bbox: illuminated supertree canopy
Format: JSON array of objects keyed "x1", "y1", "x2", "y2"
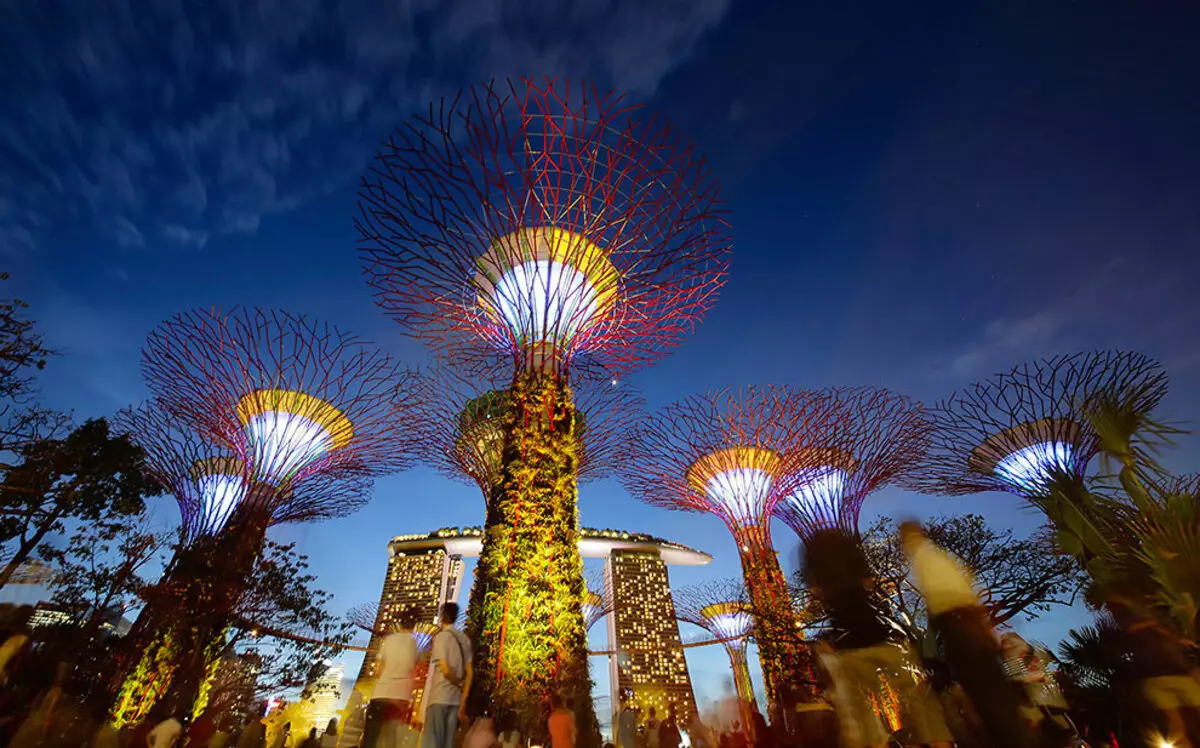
[
  {"x1": 356, "y1": 77, "x2": 731, "y2": 375},
  {"x1": 772, "y1": 388, "x2": 930, "y2": 541},
  {"x1": 419, "y1": 357, "x2": 645, "y2": 496},
  {"x1": 348, "y1": 602, "x2": 439, "y2": 653},
  {"x1": 621, "y1": 386, "x2": 843, "y2": 717},
  {"x1": 354, "y1": 78, "x2": 729, "y2": 744},
  {"x1": 117, "y1": 402, "x2": 370, "y2": 544},
  {"x1": 143, "y1": 307, "x2": 422, "y2": 492},
  {"x1": 115, "y1": 307, "x2": 422, "y2": 723},
  {"x1": 673, "y1": 579, "x2": 758, "y2": 731},
  {"x1": 903, "y1": 351, "x2": 1167, "y2": 500}
]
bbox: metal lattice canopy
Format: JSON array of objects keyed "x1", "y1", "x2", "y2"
[
  {"x1": 773, "y1": 387, "x2": 931, "y2": 540},
  {"x1": 356, "y1": 77, "x2": 731, "y2": 375},
  {"x1": 418, "y1": 355, "x2": 645, "y2": 494},
  {"x1": 621, "y1": 386, "x2": 846, "y2": 536},
  {"x1": 116, "y1": 402, "x2": 371, "y2": 544},
  {"x1": 901, "y1": 351, "x2": 1167, "y2": 499},
  {"x1": 141, "y1": 307, "x2": 423, "y2": 490},
  {"x1": 673, "y1": 578, "x2": 753, "y2": 647}
]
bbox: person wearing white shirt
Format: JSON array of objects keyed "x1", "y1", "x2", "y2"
[
  {"x1": 362, "y1": 613, "x2": 419, "y2": 748},
  {"x1": 900, "y1": 520, "x2": 1032, "y2": 748}
]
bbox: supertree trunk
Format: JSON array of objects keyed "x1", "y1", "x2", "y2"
[
  {"x1": 113, "y1": 511, "x2": 270, "y2": 725},
  {"x1": 732, "y1": 525, "x2": 813, "y2": 717},
  {"x1": 724, "y1": 645, "x2": 759, "y2": 734},
  {"x1": 465, "y1": 371, "x2": 598, "y2": 747}
]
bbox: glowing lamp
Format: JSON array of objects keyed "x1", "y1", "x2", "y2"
[
  {"x1": 189, "y1": 457, "x2": 249, "y2": 536},
  {"x1": 236, "y1": 389, "x2": 354, "y2": 484},
  {"x1": 475, "y1": 227, "x2": 619, "y2": 350},
  {"x1": 969, "y1": 419, "x2": 1080, "y2": 497},
  {"x1": 700, "y1": 602, "x2": 754, "y2": 649},
  {"x1": 686, "y1": 447, "x2": 781, "y2": 528}
]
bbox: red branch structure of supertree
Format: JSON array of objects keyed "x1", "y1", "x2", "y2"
[
  {"x1": 356, "y1": 76, "x2": 731, "y2": 376},
  {"x1": 116, "y1": 403, "x2": 370, "y2": 546},
  {"x1": 902, "y1": 351, "x2": 1167, "y2": 500},
  {"x1": 772, "y1": 388, "x2": 930, "y2": 541},
  {"x1": 673, "y1": 579, "x2": 759, "y2": 734},
  {"x1": 113, "y1": 307, "x2": 422, "y2": 723},
  {"x1": 353, "y1": 78, "x2": 729, "y2": 742},
  {"x1": 583, "y1": 567, "x2": 614, "y2": 632},
  {"x1": 418, "y1": 357, "x2": 645, "y2": 496},
  {"x1": 621, "y1": 386, "x2": 844, "y2": 721}
]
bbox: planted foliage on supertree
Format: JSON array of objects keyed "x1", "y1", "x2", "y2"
[
  {"x1": 903, "y1": 351, "x2": 1167, "y2": 501},
  {"x1": 621, "y1": 386, "x2": 841, "y2": 717},
  {"x1": 773, "y1": 388, "x2": 930, "y2": 541},
  {"x1": 419, "y1": 357, "x2": 645, "y2": 499},
  {"x1": 115, "y1": 307, "x2": 421, "y2": 722},
  {"x1": 355, "y1": 77, "x2": 730, "y2": 740},
  {"x1": 673, "y1": 579, "x2": 758, "y2": 733}
]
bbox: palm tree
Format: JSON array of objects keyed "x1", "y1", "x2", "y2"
[{"x1": 1056, "y1": 614, "x2": 1144, "y2": 745}]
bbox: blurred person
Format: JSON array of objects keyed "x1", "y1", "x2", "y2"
[
  {"x1": 90, "y1": 700, "x2": 121, "y2": 748},
  {"x1": 320, "y1": 719, "x2": 339, "y2": 748},
  {"x1": 660, "y1": 715, "x2": 681, "y2": 748},
  {"x1": 147, "y1": 712, "x2": 184, "y2": 748},
  {"x1": 235, "y1": 714, "x2": 267, "y2": 748},
  {"x1": 900, "y1": 520, "x2": 1033, "y2": 748},
  {"x1": 1108, "y1": 591, "x2": 1200, "y2": 747},
  {"x1": 8, "y1": 660, "x2": 73, "y2": 748},
  {"x1": 419, "y1": 603, "x2": 473, "y2": 748},
  {"x1": 687, "y1": 714, "x2": 712, "y2": 748},
  {"x1": 464, "y1": 712, "x2": 498, "y2": 748},
  {"x1": 338, "y1": 691, "x2": 367, "y2": 748},
  {"x1": 616, "y1": 700, "x2": 640, "y2": 748},
  {"x1": 495, "y1": 715, "x2": 521, "y2": 748},
  {"x1": 644, "y1": 708, "x2": 661, "y2": 748},
  {"x1": 549, "y1": 694, "x2": 577, "y2": 748},
  {"x1": 0, "y1": 606, "x2": 33, "y2": 686},
  {"x1": 804, "y1": 529, "x2": 952, "y2": 748},
  {"x1": 210, "y1": 718, "x2": 234, "y2": 748},
  {"x1": 363, "y1": 612, "x2": 419, "y2": 748},
  {"x1": 270, "y1": 722, "x2": 292, "y2": 748}
]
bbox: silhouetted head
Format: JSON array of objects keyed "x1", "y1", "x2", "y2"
[{"x1": 440, "y1": 603, "x2": 459, "y2": 625}]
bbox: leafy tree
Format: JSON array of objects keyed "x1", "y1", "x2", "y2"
[
  {"x1": 0, "y1": 271, "x2": 66, "y2": 458},
  {"x1": 1055, "y1": 614, "x2": 1144, "y2": 746},
  {"x1": 226, "y1": 539, "x2": 354, "y2": 698},
  {"x1": 794, "y1": 514, "x2": 1086, "y2": 642},
  {"x1": 0, "y1": 418, "x2": 164, "y2": 588}
]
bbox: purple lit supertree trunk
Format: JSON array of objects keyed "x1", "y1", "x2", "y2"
[
  {"x1": 772, "y1": 387, "x2": 931, "y2": 542},
  {"x1": 621, "y1": 387, "x2": 843, "y2": 728},
  {"x1": 355, "y1": 77, "x2": 730, "y2": 742},
  {"x1": 673, "y1": 580, "x2": 758, "y2": 737},
  {"x1": 111, "y1": 307, "x2": 421, "y2": 723}
]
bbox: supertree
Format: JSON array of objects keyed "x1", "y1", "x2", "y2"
[
  {"x1": 902, "y1": 351, "x2": 1167, "y2": 505},
  {"x1": 355, "y1": 77, "x2": 730, "y2": 739},
  {"x1": 114, "y1": 307, "x2": 421, "y2": 721},
  {"x1": 673, "y1": 579, "x2": 758, "y2": 734},
  {"x1": 419, "y1": 356, "x2": 644, "y2": 500},
  {"x1": 621, "y1": 386, "x2": 842, "y2": 722},
  {"x1": 772, "y1": 388, "x2": 930, "y2": 541},
  {"x1": 348, "y1": 602, "x2": 439, "y2": 652},
  {"x1": 583, "y1": 568, "x2": 614, "y2": 632}
]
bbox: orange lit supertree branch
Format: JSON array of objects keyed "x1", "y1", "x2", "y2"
[
  {"x1": 773, "y1": 388, "x2": 931, "y2": 542},
  {"x1": 114, "y1": 307, "x2": 421, "y2": 721},
  {"x1": 900, "y1": 351, "x2": 1167, "y2": 510},
  {"x1": 673, "y1": 579, "x2": 759, "y2": 734},
  {"x1": 355, "y1": 77, "x2": 730, "y2": 741},
  {"x1": 621, "y1": 386, "x2": 841, "y2": 722}
]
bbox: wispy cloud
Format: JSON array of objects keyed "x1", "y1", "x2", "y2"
[{"x1": 0, "y1": 0, "x2": 729, "y2": 254}]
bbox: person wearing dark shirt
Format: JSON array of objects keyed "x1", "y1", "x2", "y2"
[{"x1": 803, "y1": 528, "x2": 952, "y2": 748}]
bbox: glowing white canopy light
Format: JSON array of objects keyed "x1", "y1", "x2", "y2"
[
  {"x1": 707, "y1": 611, "x2": 754, "y2": 649},
  {"x1": 413, "y1": 630, "x2": 434, "y2": 652},
  {"x1": 787, "y1": 466, "x2": 849, "y2": 525},
  {"x1": 244, "y1": 410, "x2": 335, "y2": 485},
  {"x1": 703, "y1": 468, "x2": 776, "y2": 528},
  {"x1": 492, "y1": 260, "x2": 603, "y2": 345},
  {"x1": 994, "y1": 441, "x2": 1075, "y2": 495},
  {"x1": 196, "y1": 472, "x2": 248, "y2": 536}
]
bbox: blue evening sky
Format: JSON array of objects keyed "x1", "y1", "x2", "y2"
[{"x1": 3, "y1": 0, "x2": 1199, "y2": 724}]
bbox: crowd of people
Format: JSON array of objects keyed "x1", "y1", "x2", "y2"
[{"x1": 3, "y1": 522, "x2": 1200, "y2": 748}]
